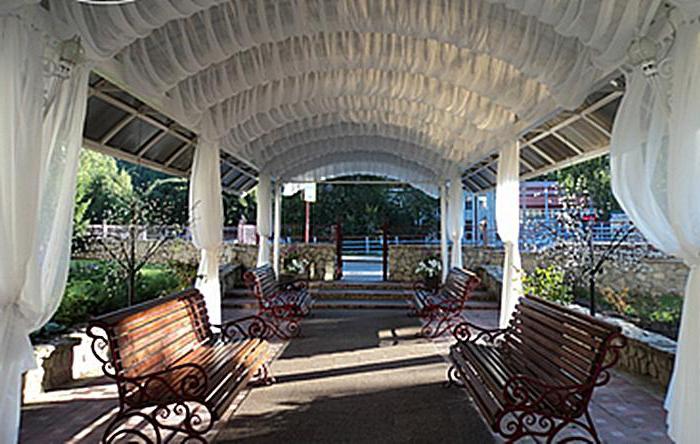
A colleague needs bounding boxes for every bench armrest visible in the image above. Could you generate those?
[284,279,308,291]
[215,314,296,340]
[503,374,590,418]
[452,320,509,344]
[120,363,209,403]
[413,280,440,295]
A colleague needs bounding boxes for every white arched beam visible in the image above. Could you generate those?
[166,31,553,125]
[258,135,456,179]
[219,99,508,163]
[243,122,461,167]
[281,152,442,197]
[197,68,518,137]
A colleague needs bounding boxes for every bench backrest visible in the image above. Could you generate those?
[89,289,212,383]
[503,296,622,400]
[244,264,279,300]
[439,267,480,303]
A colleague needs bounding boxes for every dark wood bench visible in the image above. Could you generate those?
[244,264,314,338]
[410,267,480,337]
[447,296,626,443]
[87,289,276,443]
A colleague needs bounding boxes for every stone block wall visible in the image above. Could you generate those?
[387,244,689,297]
[81,240,337,281]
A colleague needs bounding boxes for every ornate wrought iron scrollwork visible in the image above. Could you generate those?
[86,323,118,378]
[595,333,627,388]
[120,363,209,408]
[444,365,465,388]
[451,321,509,345]
[103,410,163,444]
[217,315,294,341]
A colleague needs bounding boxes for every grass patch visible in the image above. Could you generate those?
[35,259,195,339]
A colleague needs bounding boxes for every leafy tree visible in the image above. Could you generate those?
[90,179,186,306]
[547,154,621,220]
[72,150,134,251]
[281,177,438,239]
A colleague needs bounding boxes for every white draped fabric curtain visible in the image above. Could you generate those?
[256,172,273,266]
[189,139,224,326]
[440,182,449,281]
[0,15,90,443]
[448,172,465,269]
[496,141,523,328]
[610,11,700,442]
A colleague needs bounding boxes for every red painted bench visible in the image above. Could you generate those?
[448,295,626,443]
[244,264,314,338]
[410,267,480,337]
[88,289,275,443]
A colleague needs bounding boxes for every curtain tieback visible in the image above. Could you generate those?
[0,303,36,373]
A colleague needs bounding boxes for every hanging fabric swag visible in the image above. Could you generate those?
[189,139,224,325]
[496,141,523,328]
[448,171,465,269]
[610,10,700,443]
[0,14,90,444]
[256,172,273,266]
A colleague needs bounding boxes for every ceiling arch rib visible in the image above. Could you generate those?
[165,32,554,126]
[258,135,455,179]
[275,150,441,197]
[199,69,519,141]
[220,104,506,164]
[241,121,460,166]
[214,95,502,147]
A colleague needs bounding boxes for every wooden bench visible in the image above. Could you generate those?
[447,296,626,443]
[87,289,275,443]
[410,267,480,337]
[244,264,314,338]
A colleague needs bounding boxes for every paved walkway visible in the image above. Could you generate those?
[20,308,672,443]
[216,309,494,443]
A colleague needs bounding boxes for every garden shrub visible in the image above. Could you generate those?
[601,287,682,339]
[36,259,191,339]
[522,265,573,305]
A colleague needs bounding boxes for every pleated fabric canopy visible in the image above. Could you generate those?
[41,0,659,182]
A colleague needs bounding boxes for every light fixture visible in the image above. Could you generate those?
[627,36,659,77]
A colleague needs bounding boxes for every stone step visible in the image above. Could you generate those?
[310,280,413,291]
[222,298,499,311]
[224,287,494,301]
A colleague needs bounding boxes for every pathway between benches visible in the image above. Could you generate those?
[216,309,494,443]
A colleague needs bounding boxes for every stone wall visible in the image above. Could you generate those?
[387,244,689,297]
[80,240,337,281]
[569,305,676,389]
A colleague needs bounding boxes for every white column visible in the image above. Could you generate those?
[439,182,449,281]
[448,171,465,269]
[496,141,523,328]
[256,172,272,266]
[273,181,282,276]
[189,139,224,326]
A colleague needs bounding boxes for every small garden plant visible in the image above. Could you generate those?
[522,265,573,305]
[415,255,442,279]
[283,246,309,275]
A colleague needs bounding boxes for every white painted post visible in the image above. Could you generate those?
[273,182,282,276]
[439,182,449,281]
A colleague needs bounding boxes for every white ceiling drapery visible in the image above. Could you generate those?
[45,0,659,179]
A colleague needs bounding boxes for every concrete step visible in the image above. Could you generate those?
[310,280,413,291]
[225,286,494,301]
[222,298,499,311]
